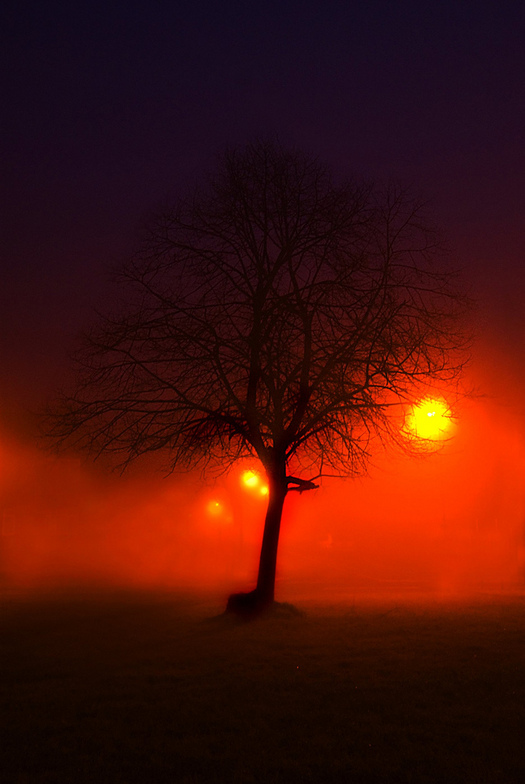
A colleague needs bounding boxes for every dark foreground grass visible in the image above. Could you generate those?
[1,589,525,783]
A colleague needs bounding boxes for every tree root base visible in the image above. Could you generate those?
[225,590,303,621]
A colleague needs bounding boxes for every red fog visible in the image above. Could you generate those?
[1,366,524,601]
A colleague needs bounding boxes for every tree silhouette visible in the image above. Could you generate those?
[50,142,468,616]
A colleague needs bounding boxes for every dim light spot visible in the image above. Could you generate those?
[406,397,452,440]
[207,499,223,516]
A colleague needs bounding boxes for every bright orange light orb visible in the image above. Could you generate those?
[241,469,269,496]
[406,398,452,440]
[242,470,260,488]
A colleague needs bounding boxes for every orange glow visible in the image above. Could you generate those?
[406,397,452,441]
[207,499,224,516]
[1,377,524,601]
[242,470,260,488]
[241,469,269,496]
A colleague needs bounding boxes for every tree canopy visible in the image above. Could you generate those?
[49,141,469,613]
[54,142,466,475]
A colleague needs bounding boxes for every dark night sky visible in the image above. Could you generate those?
[2,1,525,428]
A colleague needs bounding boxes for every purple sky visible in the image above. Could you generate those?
[2,1,525,428]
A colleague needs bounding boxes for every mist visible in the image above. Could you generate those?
[2,352,524,603]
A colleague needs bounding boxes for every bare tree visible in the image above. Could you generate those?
[49,141,468,616]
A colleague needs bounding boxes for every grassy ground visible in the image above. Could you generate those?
[1,589,525,783]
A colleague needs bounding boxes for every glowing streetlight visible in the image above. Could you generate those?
[241,469,269,496]
[242,470,259,488]
[406,397,453,441]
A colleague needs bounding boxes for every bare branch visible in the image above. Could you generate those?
[47,141,470,483]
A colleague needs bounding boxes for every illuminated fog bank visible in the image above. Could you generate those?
[1,396,524,597]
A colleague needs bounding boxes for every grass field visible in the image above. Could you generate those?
[1,589,525,783]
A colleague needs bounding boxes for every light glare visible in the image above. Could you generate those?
[242,470,260,488]
[407,397,452,440]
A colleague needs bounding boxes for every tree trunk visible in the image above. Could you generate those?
[255,474,288,605]
[226,460,288,618]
